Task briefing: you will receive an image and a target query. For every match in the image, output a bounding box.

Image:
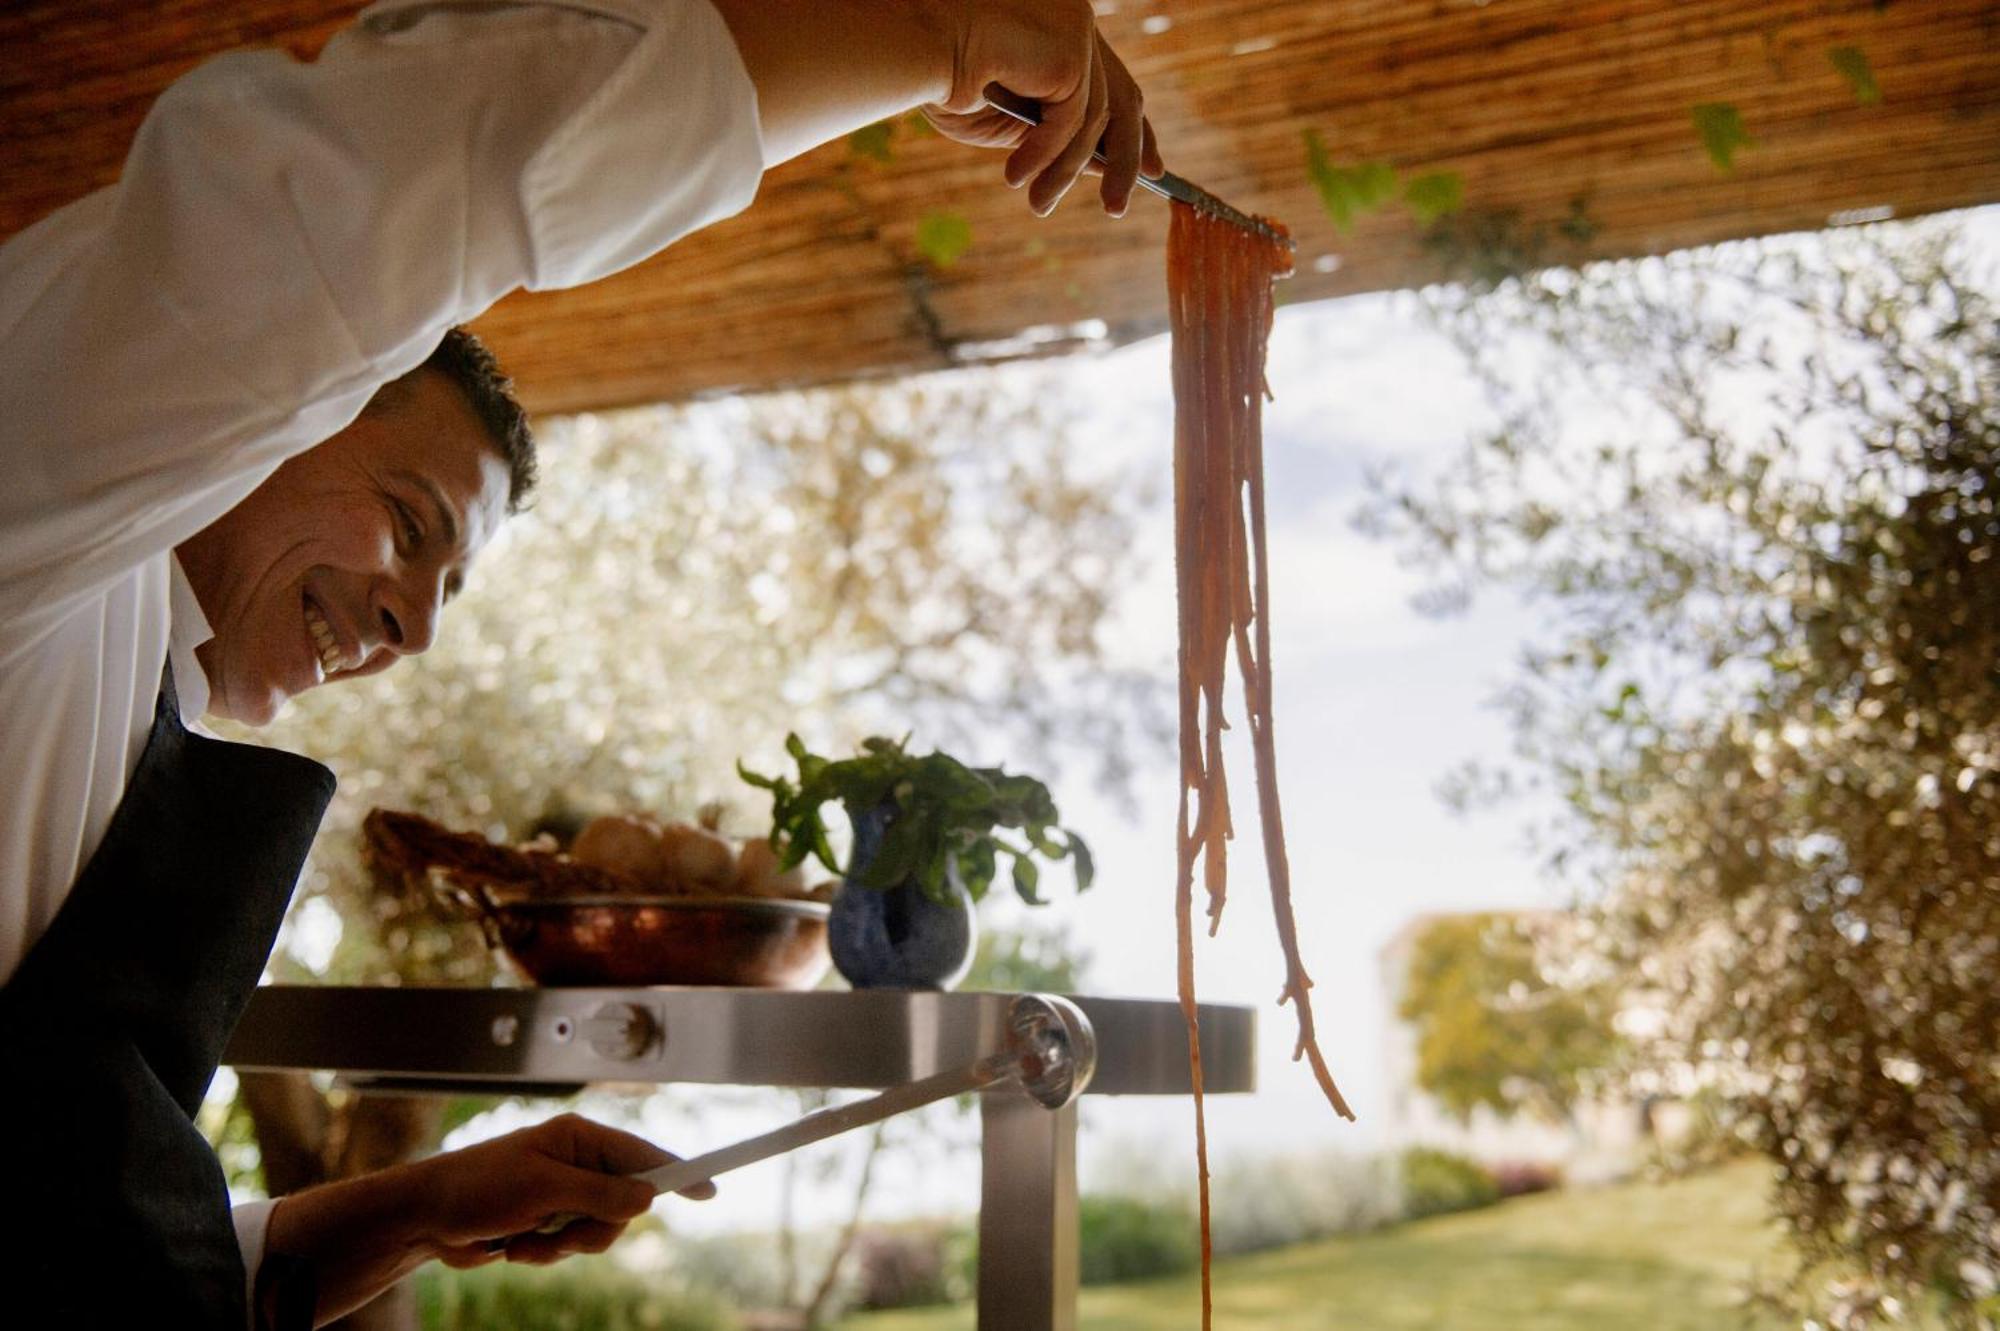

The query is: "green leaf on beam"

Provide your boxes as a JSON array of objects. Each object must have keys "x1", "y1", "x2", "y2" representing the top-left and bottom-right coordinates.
[
  {"x1": 1691, "y1": 103, "x2": 1754, "y2": 172},
  {"x1": 1303, "y1": 129, "x2": 1398, "y2": 232},
  {"x1": 1828, "y1": 47, "x2": 1882, "y2": 105},
  {"x1": 916, "y1": 211, "x2": 973, "y2": 267},
  {"x1": 1405, "y1": 171, "x2": 1466, "y2": 227},
  {"x1": 848, "y1": 120, "x2": 896, "y2": 164}
]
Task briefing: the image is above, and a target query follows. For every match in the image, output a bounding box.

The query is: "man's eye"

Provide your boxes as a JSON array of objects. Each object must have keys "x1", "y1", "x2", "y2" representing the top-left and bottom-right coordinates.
[{"x1": 392, "y1": 501, "x2": 423, "y2": 549}]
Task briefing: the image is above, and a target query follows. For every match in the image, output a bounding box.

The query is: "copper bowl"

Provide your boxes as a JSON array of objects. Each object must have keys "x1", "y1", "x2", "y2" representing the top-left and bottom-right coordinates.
[
  {"x1": 475, "y1": 893, "x2": 830, "y2": 989},
  {"x1": 363, "y1": 808, "x2": 831, "y2": 989}
]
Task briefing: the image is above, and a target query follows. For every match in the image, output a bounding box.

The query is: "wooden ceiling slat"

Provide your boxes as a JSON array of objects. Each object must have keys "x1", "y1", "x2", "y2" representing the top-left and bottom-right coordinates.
[{"x1": 4, "y1": 1, "x2": 1997, "y2": 414}]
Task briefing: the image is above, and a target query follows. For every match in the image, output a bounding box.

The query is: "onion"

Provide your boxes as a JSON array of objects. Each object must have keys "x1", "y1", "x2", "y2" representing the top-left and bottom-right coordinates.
[
  {"x1": 570, "y1": 815, "x2": 669, "y2": 891},
  {"x1": 734, "y1": 837, "x2": 807, "y2": 899},
  {"x1": 657, "y1": 821, "x2": 736, "y2": 895}
]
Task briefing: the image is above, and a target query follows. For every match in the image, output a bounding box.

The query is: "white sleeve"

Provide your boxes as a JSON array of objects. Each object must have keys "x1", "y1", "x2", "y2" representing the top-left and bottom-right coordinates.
[
  {"x1": 0, "y1": 0, "x2": 763, "y2": 644},
  {"x1": 232, "y1": 1198, "x2": 281, "y2": 1326}
]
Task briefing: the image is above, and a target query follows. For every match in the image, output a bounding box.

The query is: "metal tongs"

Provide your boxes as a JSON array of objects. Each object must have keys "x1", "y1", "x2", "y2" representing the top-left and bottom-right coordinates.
[
  {"x1": 519, "y1": 995, "x2": 1096, "y2": 1243},
  {"x1": 639, "y1": 993, "x2": 1095, "y2": 1194},
  {"x1": 981, "y1": 85, "x2": 1292, "y2": 249}
]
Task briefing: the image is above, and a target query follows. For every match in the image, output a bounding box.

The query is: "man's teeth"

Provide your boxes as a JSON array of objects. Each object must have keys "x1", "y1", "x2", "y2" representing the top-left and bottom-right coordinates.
[{"x1": 305, "y1": 603, "x2": 341, "y2": 675}]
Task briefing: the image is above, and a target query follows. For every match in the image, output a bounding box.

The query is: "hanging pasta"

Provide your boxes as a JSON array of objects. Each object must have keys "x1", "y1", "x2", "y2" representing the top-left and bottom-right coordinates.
[{"x1": 1167, "y1": 200, "x2": 1354, "y2": 1327}]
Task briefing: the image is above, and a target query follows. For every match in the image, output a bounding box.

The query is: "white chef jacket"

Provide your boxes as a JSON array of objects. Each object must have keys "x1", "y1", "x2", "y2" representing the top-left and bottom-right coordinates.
[{"x1": 0, "y1": 0, "x2": 765, "y2": 1304}]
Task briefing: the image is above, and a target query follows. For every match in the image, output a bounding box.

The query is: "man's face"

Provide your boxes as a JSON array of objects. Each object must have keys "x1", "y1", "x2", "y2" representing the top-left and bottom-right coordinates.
[{"x1": 175, "y1": 370, "x2": 512, "y2": 725}]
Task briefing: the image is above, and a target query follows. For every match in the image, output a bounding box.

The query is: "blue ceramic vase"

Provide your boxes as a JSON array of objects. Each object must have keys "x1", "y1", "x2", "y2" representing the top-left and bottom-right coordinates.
[{"x1": 827, "y1": 803, "x2": 977, "y2": 990}]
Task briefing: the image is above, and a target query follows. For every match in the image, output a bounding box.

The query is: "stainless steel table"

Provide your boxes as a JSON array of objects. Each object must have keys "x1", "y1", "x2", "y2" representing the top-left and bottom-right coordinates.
[{"x1": 226, "y1": 986, "x2": 1255, "y2": 1330}]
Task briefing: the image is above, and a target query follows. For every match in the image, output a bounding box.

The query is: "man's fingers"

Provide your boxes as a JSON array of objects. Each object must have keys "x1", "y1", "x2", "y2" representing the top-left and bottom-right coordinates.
[
  {"x1": 1002, "y1": 28, "x2": 1094, "y2": 191},
  {"x1": 1030, "y1": 53, "x2": 1110, "y2": 215},
  {"x1": 537, "y1": 1160, "x2": 658, "y2": 1223},
  {"x1": 1096, "y1": 38, "x2": 1144, "y2": 215},
  {"x1": 1141, "y1": 120, "x2": 1165, "y2": 180},
  {"x1": 1005, "y1": 112, "x2": 1077, "y2": 192},
  {"x1": 597, "y1": 1137, "x2": 672, "y2": 1177},
  {"x1": 502, "y1": 1218, "x2": 628, "y2": 1265},
  {"x1": 436, "y1": 1242, "x2": 503, "y2": 1271},
  {"x1": 536, "y1": 1115, "x2": 720, "y2": 1201},
  {"x1": 923, "y1": 105, "x2": 1028, "y2": 152}
]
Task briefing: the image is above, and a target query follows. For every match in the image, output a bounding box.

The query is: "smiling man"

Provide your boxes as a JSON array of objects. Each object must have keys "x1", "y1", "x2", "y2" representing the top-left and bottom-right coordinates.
[
  {"x1": 176, "y1": 334, "x2": 525, "y2": 725},
  {"x1": 0, "y1": 0, "x2": 1158, "y2": 1325}
]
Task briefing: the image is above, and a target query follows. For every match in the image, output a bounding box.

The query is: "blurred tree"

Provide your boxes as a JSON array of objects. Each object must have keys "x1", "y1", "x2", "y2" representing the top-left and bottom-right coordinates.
[
  {"x1": 1396, "y1": 912, "x2": 1616, "y2": 1125},
  {"x1": 1367, "y1": 217, "x2": 1999, "y2": 1326},
  {"x1": 961, "y1": 914, "x2": 1091, "y2": 993},
  {"x1": 213, "y1": 370, "x2": 1162, "y2": 1327}
]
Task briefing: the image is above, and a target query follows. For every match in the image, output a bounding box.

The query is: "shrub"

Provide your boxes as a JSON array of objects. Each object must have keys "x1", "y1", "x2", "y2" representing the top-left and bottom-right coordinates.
[
  {"x1": 1209, "y1": 1151, "x2": 1402, "y2": 1256},
  {"x1": 850, "y1": 1221, "x2": 970, "y2": 1310},
  {"x1": 417, "y1": 1258, "x2": 738, "y2": 1331},
  {"x1": 1487, "y1": 1160, "x2": 1562, "y2": 1199},
  {"x1": 1398, "y1": 1147, "x2": 1499, "y2": 1220},
  {"x1": 663, "y1": 1231, "x2": 795, "y2": 1310},
  {"x1": 1077, "y1": 1195, "x2": 1200, "y2": 1285}
]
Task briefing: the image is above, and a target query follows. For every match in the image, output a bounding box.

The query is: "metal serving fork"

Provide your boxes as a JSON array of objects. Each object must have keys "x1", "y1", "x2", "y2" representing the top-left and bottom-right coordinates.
[{"x1": 980, "y1": 85, "x2": 1292, "y2": 248}]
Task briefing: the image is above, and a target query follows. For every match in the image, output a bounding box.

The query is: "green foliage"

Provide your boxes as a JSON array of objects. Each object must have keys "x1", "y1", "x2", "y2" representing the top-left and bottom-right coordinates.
[
  {"x1": 927, "y1": 1190, "x2": 1204, "y2": 1290},
  {"x1": 417, "y1": 1258, "x2": 737, "y2": 1330},
  {"x1": 1077, "y1": 1196, "x2": 1200, "y2": 1285},
  {"x1": 848, "y1": 120, "x2": 896, "y2": 164},
  {"x1": 1690, "y1": 103, "x2": 1753, "y2": 171},
  {"x1": 1374, "y1": 218, "x2": 2000, "y2": 1323},
  {"x1": 1207, "y1": 1150, "x2": 1403, "y2": 1255},
  {"x1": 1397, "y1": 1148, "x2": 1499, "y2": 1221},
  {"x1": 1418, "y1": 201, "x2": 1600, "y2": 292},
  {"x1": 843, "y1": 1163, "x2": 1797, "y2": 1331},
  {"x1": 846, "y1": 111, "x2": 937, "y2": 163},
  {"x1": 1397, "y1": 913, "x2": 1617, "y2": 1123},
  {"x1": 961, "y1": 917, "x2": 1090, "y2": 992},
  {"x1": 849, "y1": 1222, "x2": 971, "y2": 1310},
  {"x1": 1404, "y1": 172, "x2": 1465, "y2": 227},
  {"x1": 195, "y1": 1074, "x2": 265, "y2": 1193},
  {"x1": 1303, "y1": 129, "x2": 1397, "y2": 232},
  {"x1": 915, "y1": 212, "x2": 972, "y2": 268},
  {"x1": 741, "y1": 734, "x2": 1092, "y2": 905},
  {"x1": 1828, "y1": 46, "x2": 1883, "y2": 105}
]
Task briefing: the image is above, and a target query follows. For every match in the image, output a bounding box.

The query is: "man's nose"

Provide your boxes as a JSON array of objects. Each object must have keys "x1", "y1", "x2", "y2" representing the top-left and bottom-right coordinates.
[{"x1": 374, "y1": 574, "x2": 443, "y2": 655}]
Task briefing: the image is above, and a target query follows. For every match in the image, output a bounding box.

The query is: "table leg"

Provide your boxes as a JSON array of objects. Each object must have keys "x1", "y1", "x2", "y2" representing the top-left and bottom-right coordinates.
[{"x1": 977, "y1": 1093, "x2": 1079, "y2": 1331}]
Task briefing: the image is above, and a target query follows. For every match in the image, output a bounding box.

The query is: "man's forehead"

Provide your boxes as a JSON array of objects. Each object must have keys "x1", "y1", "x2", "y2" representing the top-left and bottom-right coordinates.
[{"x1": 372, "y1": 374, "x2": 512, "y2": 548}]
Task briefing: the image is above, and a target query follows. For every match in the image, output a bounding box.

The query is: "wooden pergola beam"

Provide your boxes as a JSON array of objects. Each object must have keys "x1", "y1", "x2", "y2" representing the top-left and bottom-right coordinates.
[{"x1": 5, "y1": 0, "x2": 1997, "y2": 414}]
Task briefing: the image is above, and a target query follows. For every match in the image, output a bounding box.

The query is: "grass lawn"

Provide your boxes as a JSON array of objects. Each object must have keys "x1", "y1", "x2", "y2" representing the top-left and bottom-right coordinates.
[{"x1": 840, "y1": 1160, "x2": 1794, "y2": 1331}]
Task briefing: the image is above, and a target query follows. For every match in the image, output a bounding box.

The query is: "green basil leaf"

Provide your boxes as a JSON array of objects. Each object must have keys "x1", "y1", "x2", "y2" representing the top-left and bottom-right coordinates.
[
  {"x1": 1012, "y1": 855, "x2": 1043, "y2": 905},
  {"x1": 1068, "y1": 833, "x2": 1095, "y2": 892}
]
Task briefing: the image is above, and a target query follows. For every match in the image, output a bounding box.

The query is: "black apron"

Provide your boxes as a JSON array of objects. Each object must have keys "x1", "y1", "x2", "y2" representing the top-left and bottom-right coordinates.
[{"x1": 0, "y1": 664, "x2": 334, "y2": 1326}]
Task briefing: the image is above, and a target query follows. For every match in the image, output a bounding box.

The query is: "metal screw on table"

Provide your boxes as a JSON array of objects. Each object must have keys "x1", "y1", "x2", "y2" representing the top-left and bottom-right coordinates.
[{"x1": 580, "y1": 1002, "x2": 655, "y2": 1061}]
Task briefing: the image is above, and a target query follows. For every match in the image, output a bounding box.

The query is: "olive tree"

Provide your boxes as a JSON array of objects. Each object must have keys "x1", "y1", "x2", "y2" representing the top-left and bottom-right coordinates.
[
  {"x1": 1367, "y1": 216, "x2": 1999, "y2": 1326},
  {"x1": 1397, "y1": 912, "x2": 1617, "y2": 1126}
]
